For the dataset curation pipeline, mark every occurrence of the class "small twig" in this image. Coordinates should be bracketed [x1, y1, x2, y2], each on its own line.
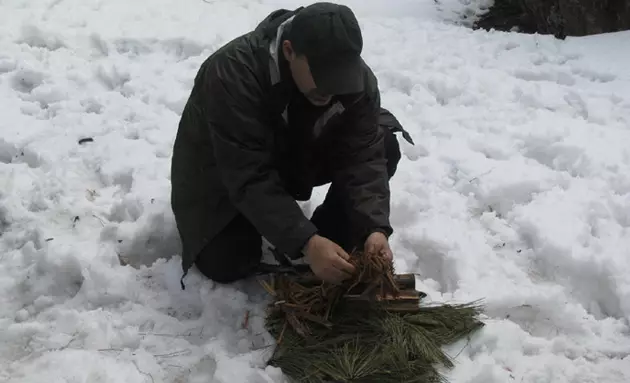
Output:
[165, 364, 186, 370]
[154, 349, 191, 358]
[258, 279, 276, 296]
[132, 360, 154, 383]
[280, 306, 333, 328]
[454, 335, 473, 359]
[56, 335, 78, 351]
[252, 343, 275, 351]
[242, 310, 250, 330]
[469, 167, 496, 183]
[138, 331, 201, 338]
[277, 302, 309, 310]
[92, 214, 106, 227]
[277, 321, 288, 344]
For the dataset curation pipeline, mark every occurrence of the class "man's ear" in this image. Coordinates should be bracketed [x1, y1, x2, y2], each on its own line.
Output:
[281, 40, 294, 61]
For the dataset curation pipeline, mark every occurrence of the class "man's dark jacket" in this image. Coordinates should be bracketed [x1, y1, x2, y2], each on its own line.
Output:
[171, 8, 394, 272]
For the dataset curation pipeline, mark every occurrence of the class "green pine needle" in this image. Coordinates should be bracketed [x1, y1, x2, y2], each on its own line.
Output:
[262, 254, 486, 383]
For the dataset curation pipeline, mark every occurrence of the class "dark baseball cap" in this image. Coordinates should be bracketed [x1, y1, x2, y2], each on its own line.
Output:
[286, 2, 364, 95]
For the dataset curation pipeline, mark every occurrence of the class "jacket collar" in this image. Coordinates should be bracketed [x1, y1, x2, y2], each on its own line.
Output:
[269, 15, 295, 86]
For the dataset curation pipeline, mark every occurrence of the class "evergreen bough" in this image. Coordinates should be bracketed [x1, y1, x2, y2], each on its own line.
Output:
[261, 251, 485, 382]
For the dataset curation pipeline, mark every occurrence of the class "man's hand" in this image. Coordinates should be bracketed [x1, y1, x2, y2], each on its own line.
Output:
[364, 231, 393, 261]
[303, 235, 356, 284]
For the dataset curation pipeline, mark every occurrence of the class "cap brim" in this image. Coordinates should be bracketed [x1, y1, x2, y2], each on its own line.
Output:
[310, 55, 364, 95]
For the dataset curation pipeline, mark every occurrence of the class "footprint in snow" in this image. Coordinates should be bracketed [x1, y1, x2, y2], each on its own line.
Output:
[522, 141, 591, 178]
[95, 63, 131, 92]
[0, 141, 42, 169]
[80, 97, 104, 114]
[0, 57, 16, 74]
[10, 68, 45, 93]
[15, 25, 66, 51]
[484, 301, 577, 341]
[402, 234, 459, 294]
[571, 66, 616, 83]
[519, 229, 625, 321]
[0, 139, 19, 164]
[0, 205, 9, 235]
[513, 68, 576, 86]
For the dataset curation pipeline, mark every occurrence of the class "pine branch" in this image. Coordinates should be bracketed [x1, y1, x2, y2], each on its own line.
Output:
[263, 250, 486, 383]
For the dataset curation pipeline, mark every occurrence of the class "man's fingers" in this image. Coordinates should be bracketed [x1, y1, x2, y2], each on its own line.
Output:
[336, 246, 351, 261]
[333, 246, 355, 273]
[334, 253, 356, 275]
[379, 244, 393, 260]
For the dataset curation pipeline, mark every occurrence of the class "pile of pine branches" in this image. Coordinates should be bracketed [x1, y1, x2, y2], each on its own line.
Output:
[260, 251, 485, 383]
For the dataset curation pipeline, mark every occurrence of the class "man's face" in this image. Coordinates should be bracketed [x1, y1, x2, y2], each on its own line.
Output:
[282, 40, 332, 106]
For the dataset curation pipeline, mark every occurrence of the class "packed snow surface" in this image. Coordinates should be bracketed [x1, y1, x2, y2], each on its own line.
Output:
[1, 0, 630, 382]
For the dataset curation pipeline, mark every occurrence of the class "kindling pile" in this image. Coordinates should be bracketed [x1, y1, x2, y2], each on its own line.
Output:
[260, 251, 486, 382]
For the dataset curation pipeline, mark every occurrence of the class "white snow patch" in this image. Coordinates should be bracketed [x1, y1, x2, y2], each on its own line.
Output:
[1, 0, 630, 382]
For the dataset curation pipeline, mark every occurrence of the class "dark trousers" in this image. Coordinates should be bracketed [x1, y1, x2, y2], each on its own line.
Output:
[195, 110, 406, 284]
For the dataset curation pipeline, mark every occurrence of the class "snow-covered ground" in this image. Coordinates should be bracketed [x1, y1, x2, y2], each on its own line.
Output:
[1, 0, 630, 382]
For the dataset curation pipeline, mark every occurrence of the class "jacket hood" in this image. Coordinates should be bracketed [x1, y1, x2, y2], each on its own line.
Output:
[254, 8, 301, 37]
[254, 8, 302, 87]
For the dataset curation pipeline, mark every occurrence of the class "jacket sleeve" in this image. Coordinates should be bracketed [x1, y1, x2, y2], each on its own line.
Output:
[202, 55, 318, 258]
[330, 89, 393, 245]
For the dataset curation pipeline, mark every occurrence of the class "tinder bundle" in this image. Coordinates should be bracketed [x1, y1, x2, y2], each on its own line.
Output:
[260, 251, 485, 383]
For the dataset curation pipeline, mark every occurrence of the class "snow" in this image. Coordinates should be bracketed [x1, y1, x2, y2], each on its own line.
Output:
[1, 0, 630, 382]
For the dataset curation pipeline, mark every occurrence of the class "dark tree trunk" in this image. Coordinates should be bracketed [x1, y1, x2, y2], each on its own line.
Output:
[474, 0, 630, 39]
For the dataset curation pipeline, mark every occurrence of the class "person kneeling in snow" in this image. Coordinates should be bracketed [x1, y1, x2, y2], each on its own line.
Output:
[170, 2, 413, 287]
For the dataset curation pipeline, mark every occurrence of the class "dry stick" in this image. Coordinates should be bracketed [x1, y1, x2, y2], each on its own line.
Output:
[277, 320, 288, 344]
[268, 250, 427, 344]
[454, 335, 473, 359]
[279, 304, 333, 328]
[154, 350, 191, 358]
[132, 360, 155, 383]
[259, 279, 276, 296]
[92, 214, 106, 227]
[291, 273, 415, 290]
[242, 310, 250, 330]
[345, 289, 422, 303]
[394, 274, 416, 290]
